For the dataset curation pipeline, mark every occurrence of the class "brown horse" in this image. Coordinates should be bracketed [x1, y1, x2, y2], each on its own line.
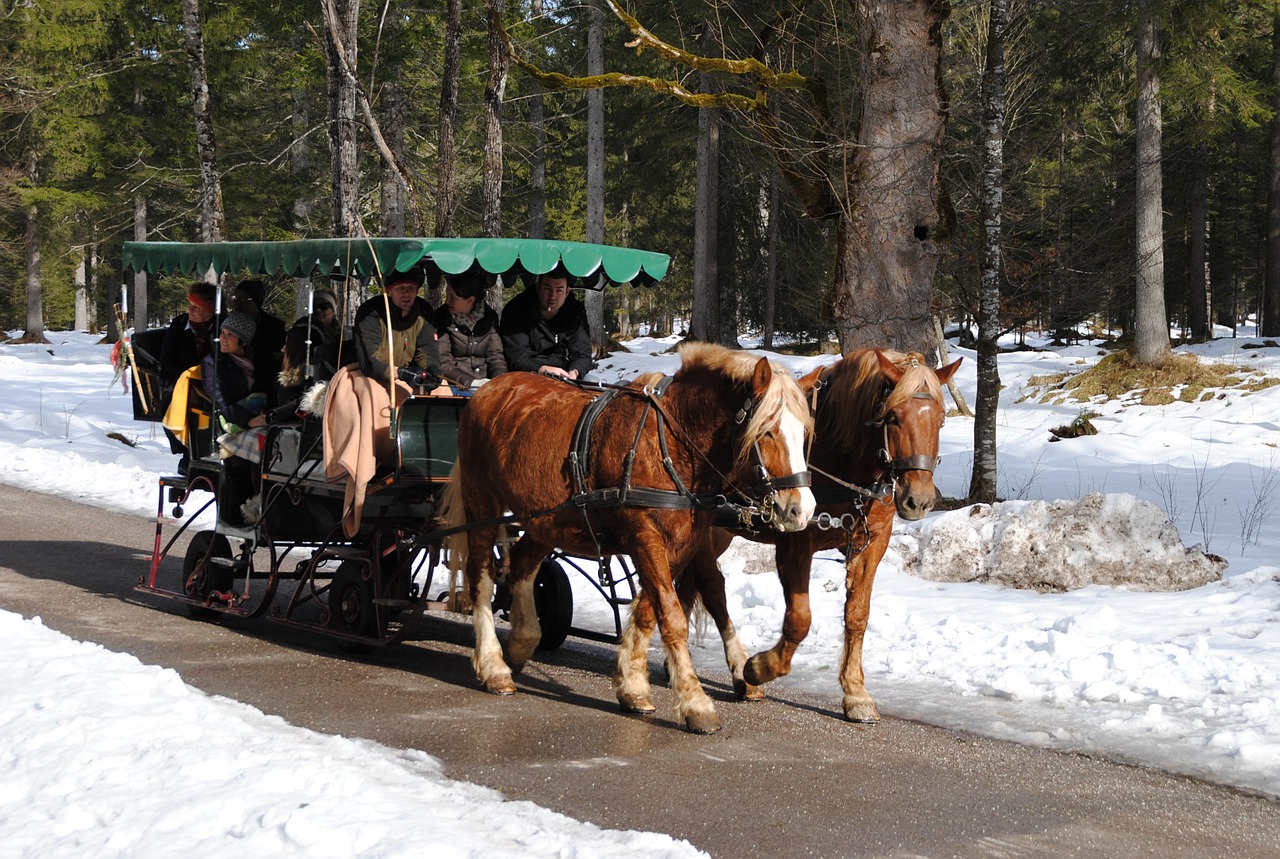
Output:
[620, 348, 960, 722]
[440, 342, 815, 733]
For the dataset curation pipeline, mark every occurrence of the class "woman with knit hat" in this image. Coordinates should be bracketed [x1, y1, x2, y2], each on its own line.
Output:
[202, 311, 268, 433]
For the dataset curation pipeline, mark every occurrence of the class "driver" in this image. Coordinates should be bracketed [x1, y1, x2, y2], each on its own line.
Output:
[352, 271, 447, 393]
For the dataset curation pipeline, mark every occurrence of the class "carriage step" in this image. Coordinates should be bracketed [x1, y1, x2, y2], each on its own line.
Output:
[372, 598, 413, 609]
[209, 556, 250, 570]
[319, 546, 371, 561]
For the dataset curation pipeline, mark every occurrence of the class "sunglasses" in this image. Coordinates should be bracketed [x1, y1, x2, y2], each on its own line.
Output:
[317, 303, 334, 311]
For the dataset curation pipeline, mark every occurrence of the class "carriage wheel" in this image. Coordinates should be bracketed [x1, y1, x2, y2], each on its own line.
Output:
[533, 559, 573, 652]
[328, 561, 377, 646]
[182, 531, 233, 619]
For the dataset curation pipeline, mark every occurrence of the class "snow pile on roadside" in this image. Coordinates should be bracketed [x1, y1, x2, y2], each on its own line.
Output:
[895, 492, 1227, 591]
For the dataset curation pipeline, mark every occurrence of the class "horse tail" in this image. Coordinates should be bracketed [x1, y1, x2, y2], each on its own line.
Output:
[437, 461, 471, 612]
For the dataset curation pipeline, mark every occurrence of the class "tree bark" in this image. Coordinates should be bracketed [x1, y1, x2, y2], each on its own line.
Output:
[436, 0, 462, 239]
[74, 247, 88, 332]
[181, 0, 226, 248]
[132, 194, 148, 332]
[326, 0, 361, 237]
[527, 0, 547, 240]
[1265, 6, 1280, 337]
[379, 75, 409, 236]
[584, 1, 607, 351]
[1134, 0, 1170, 366]
[22, 204, 47, 343]
[831, 1, 949, 357]
[482, 0, 509, 308]
[1187, 156, 1209, 341]
[969, 0, 1006, 505]
[690, 21, 721, 343]
[763, 169, 779, 350]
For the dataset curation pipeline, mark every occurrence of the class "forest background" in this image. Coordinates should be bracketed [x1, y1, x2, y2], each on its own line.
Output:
[3, 0, 1280, 362]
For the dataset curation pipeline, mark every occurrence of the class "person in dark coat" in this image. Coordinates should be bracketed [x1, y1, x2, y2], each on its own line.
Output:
[499, 265, 593, 381]
[430, 269, 507, 390]
[159, 282, 219, 386]
[201, 311, 267, 431]
[352, 270, 447, 391]
[232, 278, 288, 398]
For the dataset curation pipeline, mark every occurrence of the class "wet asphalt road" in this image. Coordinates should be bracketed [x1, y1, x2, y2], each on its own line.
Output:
[1, 483, 1278, 858]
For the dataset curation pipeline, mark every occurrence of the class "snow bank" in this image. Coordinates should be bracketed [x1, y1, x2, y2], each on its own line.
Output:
[896, 492, 1227, 591]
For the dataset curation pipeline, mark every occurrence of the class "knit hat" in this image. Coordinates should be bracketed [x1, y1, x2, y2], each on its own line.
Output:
[220, 310, 257, 344]
[313, 289, 338, 312]
[188, 282, 216, 315]
[384, 270, 422, 290]
[236, 279, 267, 308]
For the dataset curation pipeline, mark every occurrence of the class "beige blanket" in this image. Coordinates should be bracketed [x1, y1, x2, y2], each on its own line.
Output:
[322, 365, 409, 537]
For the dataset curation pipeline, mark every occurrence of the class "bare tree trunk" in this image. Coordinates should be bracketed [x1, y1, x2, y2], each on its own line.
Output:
[1134, 0, 1170, 366]
[22, 204, 47, 343]
[1187, 156, 1209, 341]
[380, 76, 409, 236]
[181, 0, 226, 248]
[292, 79, 315, 319]
[584, 1, 607, 352]
[831, 1, 948, 356]
[763, 170, 779, 349]
[1265, 6, 1280, 337]
[74, 247, 88, 332]
[132, 195, 148, 332]
[89, 242, 101, 335]
[326, 0, 361, 237]
[528, 0, 547, 240]
[482, 0, 508, 309]
[969, 0, 1006, 504]
[436, 0, 462, 240]
[690, 21, 721, 343]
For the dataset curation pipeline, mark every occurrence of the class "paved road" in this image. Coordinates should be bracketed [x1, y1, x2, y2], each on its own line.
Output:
[2, 484, 1277, 858]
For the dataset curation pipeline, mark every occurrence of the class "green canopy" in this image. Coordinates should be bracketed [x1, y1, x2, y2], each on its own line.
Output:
[121, 237, 670, 289]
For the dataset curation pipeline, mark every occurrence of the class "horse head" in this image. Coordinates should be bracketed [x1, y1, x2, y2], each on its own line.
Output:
[676, 343, 816, 533]
[872, 349, 961, 520]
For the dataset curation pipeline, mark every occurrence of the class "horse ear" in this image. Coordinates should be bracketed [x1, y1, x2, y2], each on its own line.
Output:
[751, 356, 773, 397]
[936, 357, 963, 386]
[797, 365, 824, 395]
[875, 348, 905, 384]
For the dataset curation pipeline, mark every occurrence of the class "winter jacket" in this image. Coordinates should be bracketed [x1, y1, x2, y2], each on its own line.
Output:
[159, 312, 217, 385]
[498, 287, 593, 378]
[352, 295, 442, 384]
[429, 303, 507, 387]
[201, 347, 261, 427]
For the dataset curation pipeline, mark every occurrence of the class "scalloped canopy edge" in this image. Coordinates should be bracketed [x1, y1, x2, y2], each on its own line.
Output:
[121, 237, 670, 288]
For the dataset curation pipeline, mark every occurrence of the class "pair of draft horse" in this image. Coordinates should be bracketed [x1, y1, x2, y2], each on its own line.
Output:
[442, 341, 959, 733]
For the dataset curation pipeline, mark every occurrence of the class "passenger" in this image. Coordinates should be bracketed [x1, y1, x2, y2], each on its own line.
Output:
[283, 288, 343, 387]
[231, 278, 288, 397]
[499, 264, 594, 382]
[202, 311, 268, 436]
[159, 281, 219, 388]
[430, 268, 507, 392]
[159, 282, 219, 474]
[352, 271, 449, 394]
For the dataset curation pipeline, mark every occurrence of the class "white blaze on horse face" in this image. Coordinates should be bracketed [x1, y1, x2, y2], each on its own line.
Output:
[776, 408, 816, 531]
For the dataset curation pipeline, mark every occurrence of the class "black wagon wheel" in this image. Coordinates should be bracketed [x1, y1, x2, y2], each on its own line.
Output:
[533, 558, 574, 652]
[182, 531, 234, 619]
[328, 561, 377, 647]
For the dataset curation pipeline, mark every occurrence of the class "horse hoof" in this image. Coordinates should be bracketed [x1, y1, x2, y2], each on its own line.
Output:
[843, 706, 880, 724]
[484, 677, 517, 696]
[733, 679, 766, 702]
[619, 697, 657, 714]
[684, 713, 722, 734]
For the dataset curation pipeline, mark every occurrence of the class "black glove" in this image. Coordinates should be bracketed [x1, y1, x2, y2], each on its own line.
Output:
[397, 367, 437, 388]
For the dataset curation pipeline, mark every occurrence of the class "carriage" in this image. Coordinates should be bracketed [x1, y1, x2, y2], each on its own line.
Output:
[123, 236, 671, 652]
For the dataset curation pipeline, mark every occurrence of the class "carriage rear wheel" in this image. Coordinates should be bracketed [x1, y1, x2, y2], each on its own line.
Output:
[533, 559, 573, 652]
[328, 561, 377, 647]
[182, 531, 234, 619]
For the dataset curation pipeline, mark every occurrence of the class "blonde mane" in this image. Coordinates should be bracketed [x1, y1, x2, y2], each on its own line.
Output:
[816, 349, 943, 454]
[676, 341, 812, 458]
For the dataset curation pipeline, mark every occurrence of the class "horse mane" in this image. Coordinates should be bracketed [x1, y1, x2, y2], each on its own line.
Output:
[676, 341, 811, 458]
[817, 349, 942, 455]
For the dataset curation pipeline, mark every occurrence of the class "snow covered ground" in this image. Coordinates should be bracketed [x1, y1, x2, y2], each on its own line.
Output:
[1, 324, 1277, 857]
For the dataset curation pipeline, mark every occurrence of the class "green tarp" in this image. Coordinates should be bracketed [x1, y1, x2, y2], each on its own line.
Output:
[122, 237, 670, 289]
